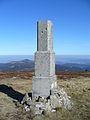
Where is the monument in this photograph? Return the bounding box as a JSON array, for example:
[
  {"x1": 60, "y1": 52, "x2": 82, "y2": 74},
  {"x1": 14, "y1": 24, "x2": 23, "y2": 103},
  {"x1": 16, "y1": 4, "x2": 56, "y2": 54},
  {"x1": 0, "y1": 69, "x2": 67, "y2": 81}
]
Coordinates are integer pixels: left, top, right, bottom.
[
  {"x1": 32, "y1": 20, "x2": 57, "y2": 97},
  {"x1": 21, "y1": 21, "x2": 72, "y2": 113}
]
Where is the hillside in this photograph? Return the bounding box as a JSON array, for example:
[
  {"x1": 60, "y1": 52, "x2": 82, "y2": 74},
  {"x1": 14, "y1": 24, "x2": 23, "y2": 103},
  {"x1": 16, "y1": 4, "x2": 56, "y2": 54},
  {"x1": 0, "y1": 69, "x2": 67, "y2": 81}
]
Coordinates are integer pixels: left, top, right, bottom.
[
  {"x1": 0, "y1": 72, "x2": 90, "y2": 120},
  {"x1": 56, "y1": 63, "x2": 90, "y2": 72},
  {"x1": 0, "y1": 59, "x2": 34, "y2": 72}
]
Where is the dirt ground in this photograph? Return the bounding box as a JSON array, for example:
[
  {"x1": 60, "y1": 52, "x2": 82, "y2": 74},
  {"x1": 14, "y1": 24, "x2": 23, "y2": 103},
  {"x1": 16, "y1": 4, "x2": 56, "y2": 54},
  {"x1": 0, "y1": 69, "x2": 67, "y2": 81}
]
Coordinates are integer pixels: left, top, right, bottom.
[{"x1": 0, "y1": 72, "x2": 90, "y2": 120}]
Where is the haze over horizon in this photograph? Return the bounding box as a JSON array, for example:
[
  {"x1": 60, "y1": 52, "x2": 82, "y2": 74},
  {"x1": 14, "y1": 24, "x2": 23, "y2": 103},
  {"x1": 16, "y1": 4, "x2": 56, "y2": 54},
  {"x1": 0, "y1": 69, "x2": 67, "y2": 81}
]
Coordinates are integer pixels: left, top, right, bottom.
[
  {"x1": 0, "y1": 55, "x2": 90, "y2": 64},
  {"x1": 0, "y1": 0, "x2": 90, "y2": 55}
]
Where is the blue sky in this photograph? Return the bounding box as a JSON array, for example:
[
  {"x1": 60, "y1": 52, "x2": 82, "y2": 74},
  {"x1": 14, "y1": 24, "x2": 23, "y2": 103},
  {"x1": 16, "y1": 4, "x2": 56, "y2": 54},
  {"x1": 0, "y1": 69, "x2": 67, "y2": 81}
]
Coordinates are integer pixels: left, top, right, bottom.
[{"x1": 0, "y1": 0, "x2": 90, "y2": 55}]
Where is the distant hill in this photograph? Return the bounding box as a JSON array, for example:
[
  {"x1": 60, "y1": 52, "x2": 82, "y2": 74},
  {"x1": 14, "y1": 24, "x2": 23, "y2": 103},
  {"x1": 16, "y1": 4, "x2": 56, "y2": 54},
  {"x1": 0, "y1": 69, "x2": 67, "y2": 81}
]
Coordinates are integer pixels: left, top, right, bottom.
[
  {"x1": 56, "y1": 63, "x2": 90, "y2": 72},
  {"x1": 0, "y1": 59, "x2": 90, "y2": 72},
  {"x1": 0, "y1": 59, "x2": 34, "y2": 72}
]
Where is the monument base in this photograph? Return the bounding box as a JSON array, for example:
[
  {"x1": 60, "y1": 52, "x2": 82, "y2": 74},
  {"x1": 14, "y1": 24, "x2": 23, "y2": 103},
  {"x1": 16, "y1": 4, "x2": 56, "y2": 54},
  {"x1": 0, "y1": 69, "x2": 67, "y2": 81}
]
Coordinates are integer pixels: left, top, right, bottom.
[{"x1": 32, "y1": 75, "x2": 57, "y2": 97}]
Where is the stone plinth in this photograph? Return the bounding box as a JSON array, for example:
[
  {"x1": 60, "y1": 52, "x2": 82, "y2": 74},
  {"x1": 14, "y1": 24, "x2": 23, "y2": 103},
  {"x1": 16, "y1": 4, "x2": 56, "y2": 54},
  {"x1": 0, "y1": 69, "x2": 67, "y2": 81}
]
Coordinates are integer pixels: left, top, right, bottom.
[
  {"x1": 32, "y1": 20, "x2": 57, "y2": 97},
  {"x1": 32, "y1": 76, "x2": 57, "y2": 97}
]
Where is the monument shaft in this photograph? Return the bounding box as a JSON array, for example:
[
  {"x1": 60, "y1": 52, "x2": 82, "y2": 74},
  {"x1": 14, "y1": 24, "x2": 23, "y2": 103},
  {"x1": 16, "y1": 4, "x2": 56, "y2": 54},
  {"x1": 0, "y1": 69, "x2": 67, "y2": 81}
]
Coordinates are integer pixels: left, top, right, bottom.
[{"x1": 32, "y1": 20, "x2": 57, "y2": 97}]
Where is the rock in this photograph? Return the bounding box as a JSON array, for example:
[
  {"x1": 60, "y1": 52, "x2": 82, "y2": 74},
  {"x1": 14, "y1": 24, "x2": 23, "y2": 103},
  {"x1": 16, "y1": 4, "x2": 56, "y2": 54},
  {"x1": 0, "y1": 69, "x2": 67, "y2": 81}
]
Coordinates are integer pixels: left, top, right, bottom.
[
  {"x1": 21, "y1": 93, "x2": 31, "y2": 104},
  {"x1": 51, "y1": 88, "x2": 72, "y2": 110},
  {"x1": 46, "y1": 105, "x2": 51, "y2": 111},
  {"x1": 25, "y1": 105, "x2": 30, "y2": 112},
  {"x1": 39, "y1": 97, "x2": 45, "y2": 102},
  {"x1": 50, "y1": 95, "x2": 60, "y2": 108},
  {"x1": 32, "y1": 96, "x2": 39, "y2": 102},
  {"x1": 34, "y1": 107, "x2": 43, "y2": 115},
  {"x1": 35, "y1": 102, "x2": 43, "y2": 108},
  {"x1": 12, "y1": 77, "x2": 17, "y2": 80},
  {"x1": 19, "y1": 88, "x2": 73, "y2": 115},
  {"x1": 38, "y1": 97, "x2": 48, "y2": 104},
  {"x1": 51, "y1": 109, "x2": 56, "y2": 112}
]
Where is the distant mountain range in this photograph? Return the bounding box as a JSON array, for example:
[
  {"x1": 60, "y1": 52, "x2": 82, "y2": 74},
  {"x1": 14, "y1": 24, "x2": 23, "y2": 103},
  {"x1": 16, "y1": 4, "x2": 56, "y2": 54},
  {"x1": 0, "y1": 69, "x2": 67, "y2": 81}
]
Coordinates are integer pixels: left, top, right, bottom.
[
  {"x1": 0, "y1": 55, "x2": 90, "y2": 64},
  {"x1": 0, "y1": 59, "x2": 90, "y2": 72},
  {"x1": 56, "y1": 63, "x2": 90, "y2": 72},
  {"x1": 0, "y1": 59, "x2": 34, "y2": 72}
]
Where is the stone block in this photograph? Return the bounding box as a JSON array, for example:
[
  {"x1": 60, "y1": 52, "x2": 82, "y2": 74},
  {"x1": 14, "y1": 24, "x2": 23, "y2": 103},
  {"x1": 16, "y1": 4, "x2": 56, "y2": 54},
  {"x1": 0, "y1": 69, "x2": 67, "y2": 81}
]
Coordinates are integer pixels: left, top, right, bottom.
[
  {"x1": 34, "y1": 51, "x2": 55, "y2": 77},
  {"x1": 32, "y1": 75, "x2": 57, "y2": 97}
]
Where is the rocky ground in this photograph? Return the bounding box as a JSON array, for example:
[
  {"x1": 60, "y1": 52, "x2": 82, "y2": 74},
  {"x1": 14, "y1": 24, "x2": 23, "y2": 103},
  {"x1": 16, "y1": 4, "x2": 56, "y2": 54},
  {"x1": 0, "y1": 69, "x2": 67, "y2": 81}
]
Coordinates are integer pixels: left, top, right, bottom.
[{"x1": 0, "y1": 72, "x2": 90, "y2": 120}]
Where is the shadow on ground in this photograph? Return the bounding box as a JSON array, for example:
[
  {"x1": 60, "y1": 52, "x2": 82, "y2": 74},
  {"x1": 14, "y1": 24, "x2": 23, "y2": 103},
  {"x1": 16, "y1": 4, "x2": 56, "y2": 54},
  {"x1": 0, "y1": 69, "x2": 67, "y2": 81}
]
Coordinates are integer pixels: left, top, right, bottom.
[{"x1": 0, "y1": 84, "x2": 24, "y2": 102}]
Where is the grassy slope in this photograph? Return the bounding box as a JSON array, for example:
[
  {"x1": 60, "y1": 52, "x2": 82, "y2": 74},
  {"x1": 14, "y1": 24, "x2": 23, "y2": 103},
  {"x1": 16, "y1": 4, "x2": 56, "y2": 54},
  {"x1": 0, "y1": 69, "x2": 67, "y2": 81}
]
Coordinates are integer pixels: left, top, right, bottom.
[{"x1": 0, "y1": 77, "x2": 90, "y2": 120}]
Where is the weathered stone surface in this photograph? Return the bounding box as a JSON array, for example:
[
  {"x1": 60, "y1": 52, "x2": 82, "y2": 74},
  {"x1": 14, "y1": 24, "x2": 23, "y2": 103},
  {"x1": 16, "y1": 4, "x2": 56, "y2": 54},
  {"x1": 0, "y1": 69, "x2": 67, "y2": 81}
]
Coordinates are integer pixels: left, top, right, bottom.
[
  {"x1": 37, "y1": 21, "x2": 53, "y2": 51},
  {"x1": 51, "y1": 88, "x2": 73, "y2": 110},
  {"x1": 20, "y1": 88, "x2": 72, "y2": 115},
  {"x1": 32, "y1": 20, "x2": 57, "y2": 97},
  {"x1": 24, "y1": 105, "x2": 30, "y2": 112},
  {"x1": 21, "y1": 93, "x2": 31, "y2": 104},
  {"x1": 50, "y1": 95, "x2": 60, "y2": 108},
  {"x1": 35, "y1": 51, "x2": 55, "y2": 77},
  {"x1": 32, "y1": 75, "x2": 57, "y2": 97}
]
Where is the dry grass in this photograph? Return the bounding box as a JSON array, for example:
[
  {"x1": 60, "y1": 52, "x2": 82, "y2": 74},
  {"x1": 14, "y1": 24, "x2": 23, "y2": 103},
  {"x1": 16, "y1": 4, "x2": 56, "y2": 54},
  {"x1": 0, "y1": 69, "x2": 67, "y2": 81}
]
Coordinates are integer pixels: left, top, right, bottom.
[{"x1": 0, "y1": 74, "x2": 90, "y2": 120}]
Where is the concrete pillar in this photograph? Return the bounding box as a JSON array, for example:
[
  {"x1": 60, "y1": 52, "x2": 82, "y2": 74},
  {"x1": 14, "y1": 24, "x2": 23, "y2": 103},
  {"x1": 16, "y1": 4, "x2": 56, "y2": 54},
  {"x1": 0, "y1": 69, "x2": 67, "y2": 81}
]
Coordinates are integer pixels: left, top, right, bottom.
[{"x1": 32, "y1": 20, "x2": 57, "y2": 97}]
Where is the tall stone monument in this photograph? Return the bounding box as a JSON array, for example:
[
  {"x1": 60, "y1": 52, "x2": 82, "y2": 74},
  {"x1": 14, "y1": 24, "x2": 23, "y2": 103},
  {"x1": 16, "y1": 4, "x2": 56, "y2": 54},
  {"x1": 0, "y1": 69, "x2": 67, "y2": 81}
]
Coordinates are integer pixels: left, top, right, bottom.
[{"x1": 32, "y1": 20, "x2": 57, "y2": 97}]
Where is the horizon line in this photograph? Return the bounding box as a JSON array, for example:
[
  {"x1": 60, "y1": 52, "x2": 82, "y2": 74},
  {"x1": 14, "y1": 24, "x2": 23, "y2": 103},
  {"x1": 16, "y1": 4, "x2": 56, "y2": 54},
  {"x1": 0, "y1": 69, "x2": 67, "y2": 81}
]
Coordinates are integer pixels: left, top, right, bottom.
[{"x1": 0, "y1": 54, "x2": 90, "y2": 56}]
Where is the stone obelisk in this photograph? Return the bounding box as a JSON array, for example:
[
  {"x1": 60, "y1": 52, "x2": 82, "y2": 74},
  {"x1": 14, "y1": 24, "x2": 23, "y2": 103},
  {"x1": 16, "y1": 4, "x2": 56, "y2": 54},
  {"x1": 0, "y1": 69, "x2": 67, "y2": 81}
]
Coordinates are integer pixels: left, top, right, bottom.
[{"x1": 32, "y1": 20, "x2": 57, "y2": 97}]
